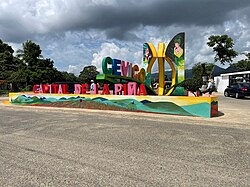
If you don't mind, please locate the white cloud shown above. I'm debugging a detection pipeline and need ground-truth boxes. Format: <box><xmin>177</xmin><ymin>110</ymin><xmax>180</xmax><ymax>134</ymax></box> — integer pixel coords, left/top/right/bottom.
<box><xmin>7</xmin><ymin>42</ymin><xmax>22</xmax><ymax>55</ymax></box>
<box><xmin>2</xmin><ymin>0</ymin><xmax>250</xmax><ymax>76</ymax></box>
<box><xmin>246</xmin><ymin>42</ymin><xmax>250</xmax><ymax>48</ymax></box>
<box><xmin>91</xmin><ymin>42</ymin><xmax>132</xmax><ymax>72</ymax></box>
<box><xmin>91</xmin><ymin>0</ymin><xmax>118</xmax><ymax>6</ymax></box>
<box><xmin>233</xmin><ymin>53</ymin><xmax>248</xmax><ymax>63</ymax></box>
<box><xmin>67</xmin><ymin>65</ymin><xmax>81</xmax><ymax>75</ymax></box>
<box><xmin>133</xmin><ymin>51</ymin><xmax>143</xmax><ymax>66</ymax></box>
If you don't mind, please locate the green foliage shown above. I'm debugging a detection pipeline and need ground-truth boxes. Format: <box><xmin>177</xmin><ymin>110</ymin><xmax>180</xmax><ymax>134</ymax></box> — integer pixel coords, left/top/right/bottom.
<box><xmin>178</xmin><ymin>78</ymin><xmax>203</xmax><ymax>96</ymax></box>
<box><xmin>207</xmin><ymin>35</ymin><xmax>238</xmax><ymax>65</ymax></box>
<box><xmin>0</xmin><ymin>89</ymin><xmax>9</xmax><ymax>96</ymax></box>
<box><xmin>9</xmin><ymin>60</ymin><xmax>28</xmax><ymax>83</ymax></box>
<box><xmin>231</xmin><ymin>53</ymin><xmax>250</xmax><ymax>71</ymax></box>
<box><xmin>16</xmin><ymin>41</ymin><xmax>61</xmax><ymax>85</ymax></box>
<box><xmin>165</xmin><ymin>78</ymin><xmax>202</xmax><ymax>97</ymax></box>
<box><xmin>78</xmin><ymin>65</ymin><xmax>99</xmax><ymax>83</ymax></box>
<box><xmin>16</xmin><ymin>40</ymin><xmax>42</xmax><ymax>64</ymax></box>
<box><xmin>19</xmin><ymin>85</ymin><xmax>33</xmax><ymax>92</ymax></box>
<box><xmin>61</xmin><ymin>72</ymin><xmax>79</xmax><ymax>82</ymax></box>
<box><xmin>192</xmin><ymin>62</ymin><xmax>215</xmax><ymax>80</ymax></box>
<box><xmin>189</xmin><ymin>62</ymin><xmax>215</xmax><ymax>96</ymax></box>
<box><xmin>0</xmin><ymin>39</ymin><xmax>17</xmax><ymax>80</ymax></box>
<box><xmin>0</xmin><ymin>39</ymin><xmax>86</xmax><ymax>91</ymax></box>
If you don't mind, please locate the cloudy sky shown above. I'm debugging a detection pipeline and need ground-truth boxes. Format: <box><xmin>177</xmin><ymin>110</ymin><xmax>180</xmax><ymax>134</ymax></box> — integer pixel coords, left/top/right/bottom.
<box><xmin>1</xmin><ymin>0</ymin><xmax>250</xmax><ymax>74</ymax></box>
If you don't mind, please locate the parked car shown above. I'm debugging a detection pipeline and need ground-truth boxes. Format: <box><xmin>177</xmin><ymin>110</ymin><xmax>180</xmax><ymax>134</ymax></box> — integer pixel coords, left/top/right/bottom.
<box><xmin>224</xmin><ymin>82</ymin><xmax>250</xmax><ymax>99</ymax></box>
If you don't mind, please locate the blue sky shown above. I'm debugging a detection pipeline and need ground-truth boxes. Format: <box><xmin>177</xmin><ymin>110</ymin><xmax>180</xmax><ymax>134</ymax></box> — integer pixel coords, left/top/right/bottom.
<box><xmin>1</xmin><ymin>0</ymin><xmax>250</xmax><ymax>75</ymax></box>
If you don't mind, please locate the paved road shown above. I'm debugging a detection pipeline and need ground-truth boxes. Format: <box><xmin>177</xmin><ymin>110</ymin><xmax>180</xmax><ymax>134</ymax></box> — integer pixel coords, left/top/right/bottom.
<box><xmin>0</xmin><ymin>96</ymin><xmax>249</xmax><ymax>186</ymax></box>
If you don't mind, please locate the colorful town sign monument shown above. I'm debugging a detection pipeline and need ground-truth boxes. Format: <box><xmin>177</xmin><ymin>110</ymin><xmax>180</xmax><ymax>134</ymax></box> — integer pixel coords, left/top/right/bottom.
<box><xmin>9</xmin><ymin>33</ymin><xmax>218</xmax><ymax>118</ymax></box>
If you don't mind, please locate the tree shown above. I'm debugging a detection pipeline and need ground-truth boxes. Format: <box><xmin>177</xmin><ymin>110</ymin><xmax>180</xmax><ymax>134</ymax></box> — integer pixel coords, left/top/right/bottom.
<box><xmin>0</xmin><ymin>39</ymin><xmax>27</xmax><ymax>91</ymax></box>
<box><xmin>192</xmin><ymin>62</ymin><xmax>215</xmax><ymax>80</ymax></box>
<box><xmin>207</xmin><ymin>35</ymin><xmax>238</xmax><ymax>65</ymax></box>
<box><xmin>61</xmin><ymin>72</ymin><xmax>78</xmax><ymax>82</ymax></box>
<box><xmin>1</xmin><ymin>39</ymin><xmax>78</xmax><ymax>91</ymax></box>
<box><xmin>231</xmin><ymin>53</ymin><xmax>250</xmax><ymax>71</ymax></box>
<box><xmin>78</xmin><ymin>65</ymin><xmax>99</xmax><ymax>83</ymax></box>
<box><xmin>0</xmin><ymin>39</ymin><xmax>17</xmax><ymax>80</ymax></box>
<box><xmin>8</xmin><ymin>58</ymin><xmax>30</xmax><ymax>90</ymax></box>
<box><xmin>164</xmin><ymin>78</ymin><xmax>203</xmax><ymax>96</ymax></box>
<box><xmin>170</xmin><ymin>62</ymin><xmax>215</xmax><ymax>96</ymax></box>
<box><xmin>16</xmin><ymin>40</ymin><xmax>42</xmax><ymax>66</ymax></box>
<box><xmin>178</xmin><ymin>78</ymin><xmax>203</xmax><ymax>96</ymax></box>
<box><xmin>49</xmin><ymin>69</ymin><xmax>65</xmax><ymax>83</ymax></box>
<box><xmin>16</xmin><ymin>40</ymin><xmax>59</xmax><ymax>85</ymax></box>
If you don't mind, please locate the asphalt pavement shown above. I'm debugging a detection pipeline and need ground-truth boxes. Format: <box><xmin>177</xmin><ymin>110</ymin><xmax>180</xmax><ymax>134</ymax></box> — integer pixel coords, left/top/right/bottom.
<box><xmin>0</xmin><ymin>95</ymin><xmax>249</xmax><ymax>186</ymax></box>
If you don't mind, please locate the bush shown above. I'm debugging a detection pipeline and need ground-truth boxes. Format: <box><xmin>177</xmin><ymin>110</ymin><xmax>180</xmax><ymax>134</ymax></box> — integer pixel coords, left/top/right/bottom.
<box><xmin>0</xmin><ymin>90</ymin><xmax>9</xmax><ymax>96</ymax></box>
<box><xmin>165</xmin><ymin>78</ymin><xmax>203</xmax><ymax>96</ymax></box>
<box><xmin>19</xmin><ymin>85</ymin><xmax>33</xmax><ymax>92</ymax></box>
<box><xmin>179</xmin><ymin>78</ymin><xmax>203</xmax><ymax>93</ymax></box>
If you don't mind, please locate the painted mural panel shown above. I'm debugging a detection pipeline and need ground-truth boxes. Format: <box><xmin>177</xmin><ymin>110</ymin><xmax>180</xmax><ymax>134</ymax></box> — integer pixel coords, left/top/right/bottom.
<box><xmin>165</xmin><ymin>32</ymin><xmax>185</xmax><ymax>81</ymax></box>
<box><xmin>9</xmin><ymin>93</ymin><xmax>218</xmax><ymax>118</ymax></box>
<box><xmin>165</xmin><ymin>32</ymin><xmax>185</xmax><ymax>95</ymax></box>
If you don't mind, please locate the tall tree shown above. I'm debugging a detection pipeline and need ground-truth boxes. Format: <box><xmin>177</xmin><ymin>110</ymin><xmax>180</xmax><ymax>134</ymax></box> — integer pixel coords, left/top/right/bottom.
<box><xmin>9</xmin><ymin>58</ymin><xmax>30</xmax><ymax>91</ymax></box>
<box><xmin>16</xmin><ymin>40</ymin><xmax>58</xmax><ymax>85</ymax></box>
<box><xmin>207</xmin><ymin>35</ymin><xmax>238</xmax><ymax>65</ymax></box>
<box><xmin>231</xmin><ymin>53</ymin><xmax>250</xmax><ymax>71</ymax></box>
<box><xmin>17</xmin><ymin>40</ymin><xmax>42</xmax><ymax>65</ymax></box>
<box><xmin>0</xmin><ymin>39</ymin><xmax>30</xmax><ymax>91</ymax></box>
<box><xmin>78</xmin><ymin>65</ymin><xmax>99</xmax><ymax>83</ymax></box>
<box><xmin>0</xmin><ymin>39</ymin><xmax>17</xmax><ymax>80</ymax></box>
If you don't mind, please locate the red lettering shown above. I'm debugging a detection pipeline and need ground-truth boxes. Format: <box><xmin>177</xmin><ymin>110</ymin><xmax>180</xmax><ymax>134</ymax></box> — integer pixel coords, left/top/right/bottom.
<box><xmin>138</xmin><ymin>84</ymin><xmax>147</xmax><ymax>95</ymax></box>
<box><xmin>58</xmin><ymin>84</ymin><xmax>63</xmax><ymax>94</ymax></box>
<box><xmin>101</xmin><ymin>84</ymin><xmax>110</xmax><ymax>95</ymax></box>
<box><xmin>62</xmin><ymin>84</ymin><xmax>68</xmax><ymax>94</ymax></box>
<box><xmin>42</xmin><ymin>84</ymin><xmax>49</xmax><ymax>93</ymax></box>
<box><xmin>33</xmin><ymin>84</ymin><xmax>39</xmax><ymax>93</ymax></box>
<box><xmin>123</xmin><ymin>84</ymin><xmax>127</xmax><ymax>95</ymax></box>
<box><xmin>81</xmin><ymin>84</ymin><xmax>89</xmax><ymax>94</ymax></box>
<box><xmin>51</xmin><ymin>84</ymin><xmax>58</xmax><ymax>93</ymax></box>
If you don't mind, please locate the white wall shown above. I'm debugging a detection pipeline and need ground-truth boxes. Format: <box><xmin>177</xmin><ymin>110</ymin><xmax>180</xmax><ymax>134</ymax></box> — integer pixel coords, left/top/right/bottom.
<box><xmin>214</xmin><ymin>71</ymin><xmax>250</xmax><ymax>93</ymax></box>
<box><xmin>214</xmin><ymin>75</ymin><xmax>229</xmax><ymax>93</ymax></box>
